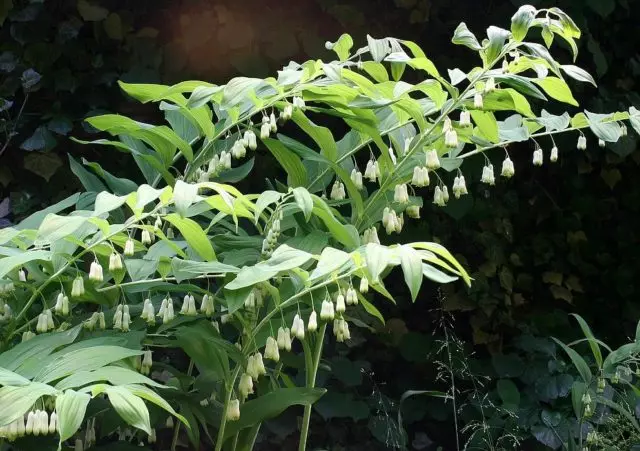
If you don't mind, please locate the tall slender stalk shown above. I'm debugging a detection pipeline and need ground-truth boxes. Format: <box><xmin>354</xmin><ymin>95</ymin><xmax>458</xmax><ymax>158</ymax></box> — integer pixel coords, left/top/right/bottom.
<box><xmin>298</xmin><ymin>323</ymin><xmax>327</xmax><ymax>451</ymax></box>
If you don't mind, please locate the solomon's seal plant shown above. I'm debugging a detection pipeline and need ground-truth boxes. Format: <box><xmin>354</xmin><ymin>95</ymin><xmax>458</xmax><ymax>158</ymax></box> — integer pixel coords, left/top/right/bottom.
<box><xmin>0</xmin><ymin>5</ymin><xmax>638</xmax><ymax>450</ymax></box>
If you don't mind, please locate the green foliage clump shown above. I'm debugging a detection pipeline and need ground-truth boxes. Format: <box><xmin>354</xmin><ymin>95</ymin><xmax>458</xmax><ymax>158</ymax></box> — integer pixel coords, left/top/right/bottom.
<box><xmin>0</xmin><ymin>5</ymin><xmax>638</xmax><ymax>450</ymax></box>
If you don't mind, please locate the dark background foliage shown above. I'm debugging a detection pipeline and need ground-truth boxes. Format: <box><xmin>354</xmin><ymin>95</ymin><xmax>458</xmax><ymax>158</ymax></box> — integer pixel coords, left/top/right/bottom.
<box><xmin>1</xmin><ymin>0</ymin><xmax>639</xmax><ymax>449</ymax></box>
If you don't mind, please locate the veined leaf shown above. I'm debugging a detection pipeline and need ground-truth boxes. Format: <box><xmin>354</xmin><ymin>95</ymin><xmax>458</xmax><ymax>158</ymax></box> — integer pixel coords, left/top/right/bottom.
<box><xmin>165</xmin><ymin>213</ymin><xmax>216</xmax><ymax>261</ymax></box>
<box><xmin>399</xmin><ymin>246</ymin><xmax>423</xmax><ymax>302</ymax></box>
<box><xmin>262</xmin><ymin>138</ymin><xmax>308</xmax><ymax>187</ymax></box>
<box><xmin>56</xmin><ymin>390</ymin><xmax>91</xmax><ymax>443</ymax></box>
<box><xmin>534</xmin><ymin>77</ymin><xmax>578</xmax><ymax>106</ymax></box>
<box><xmin>223</xmin><ymin>388</ymin><xmax>326</xmax><ymax>440</ymax></box>
<box><xmin>103</xmin><ymin>385</ymin><xmax>152</xmax><ymax>434</ymax></box>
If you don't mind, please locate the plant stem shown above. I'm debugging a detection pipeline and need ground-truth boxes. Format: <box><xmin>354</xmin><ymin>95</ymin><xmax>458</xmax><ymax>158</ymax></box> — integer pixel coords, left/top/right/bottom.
<box><xmin>95</xmin><ymin>274</ymin><xmax>224</xmax><ymax>292</ymax></box>
<box><xmin>298</xmin><ymin>323</ymin><xmax>327</xmax><ymax>451</ymax></box>
<box><xmin>215</xmin><ymin>366</ymin><xmax>242</xmax><ymax>451</ymax></box>
<box><xmin>0</xmin><ymin>93</ymin><xmax>29</xmax><ymax>159</ymax></box>
<box><xmin>171</xmin><ymin>359</ymin><xmax>195</xmax><ymax>451</ymax></box>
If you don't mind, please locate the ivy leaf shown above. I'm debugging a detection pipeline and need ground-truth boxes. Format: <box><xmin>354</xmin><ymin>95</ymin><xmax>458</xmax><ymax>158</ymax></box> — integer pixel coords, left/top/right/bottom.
<box><xmin>77</xmin><ymin>0</ymin><xmax>108</xmax><ymax>21</ymax></box>
<box><xmin>20</xmin><ymin>126</ymin><xmax>56</xmax><ymax>151</ymax></box>
<box><xmin>21</xmin><ymin>68</ymin><xmax>41</xmax><ymax>92</ymax></box>
<box><xmin>23</xmin><ymin>152</ymin><xmax>62</xmax><ymax>181</ymax></box>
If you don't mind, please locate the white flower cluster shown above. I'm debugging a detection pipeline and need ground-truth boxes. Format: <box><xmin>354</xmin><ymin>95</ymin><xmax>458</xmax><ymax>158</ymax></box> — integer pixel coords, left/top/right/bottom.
<box><xmin>180</xmin><ymin>294</ymin><xmax>198</xmax><ymax>316</ymax></box>
<box><xmin>0</xmin><ymin>410</ymin><xmax>58</xmax><ymax>441</ymax></box>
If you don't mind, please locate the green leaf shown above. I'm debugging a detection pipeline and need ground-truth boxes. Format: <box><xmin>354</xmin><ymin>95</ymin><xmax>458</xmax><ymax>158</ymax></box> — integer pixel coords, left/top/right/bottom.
<box><xmin>165</xmin><ymin>213</ymin><xmax>216</xmax><ymax>261</ymax></box>
<box><xmin>497</xmin><ymin>379</ymin><xmax>520</xmax><ymax>407</ymax></box>
<box><xmin>311</xmin><ymin>196</ymin><xmax>359</xmax><ymax>250</ymax></box>
<box><xmin>175</xmin><ymin>322</ymin><xmax>235</xmax><ymax>381</ymax></box>
<box><xmin>34</xmin><ymin>346</ymin><xmax>142</xmax><ymax>384</ymax></box>
<box><xmin>103</xmin><ymin>385</ymin><xmax>152</xmax><ymax>434</ymax></box>
<box><xmin>399</xmin><ymin>246</ymin><xmax>423</xmax><ymax>302</ymax></box>
<box><xmin>170</xmin><ymin>258</ymin><xmax>238</xmax><ymax>283</ymax></box>
<box><xmin>534</xmin><ymin>77</ymin><xmax>578</xmax><ymax>106</ymax></box>
<box><xmin>552</xmin><ymin>338</ymin><xmax>592</xmax><ymax>383</ymax></box>
<box><xmin>570</xmin><ymin>314</ymin><xmax>603</xmax><ymax>369</ymax></box>
<box><xmin>470</xmin><ymin>110</ymin><xmax>499</xmax><ymax>143</ymax></box>
<box><xmin>309</xmin><ymin>247</ymin><xmax>352</xmax><ymax>282</ymax></box>
<box><xmin>358</xmin><ymin>294</ymin><xmax>385</xmax><ymax>325</ymax></box>
<box><xmin>262</xmin><ymin>138</ymin><xmax>307</xmax><ymax>187</ymax></box>
<box><xmin>561</xmin><ymin>65</ymin><xmax>597</xmax><ymax>87</ymax></box>
<box><xmin>77</xmin><ymin>0</ymin><xmax>108</xmax><ymax>21</ymax></box>
<box><xmin>254</xmin><ymin>190</ymin><xmax>282</xmax><ymax>223</ymax></box>
<box><xmin>571</xmin><ymin>381</ymin><xmax>587</xmax><ymax>419</ymax></box>
<box><xmin>55</xmin><ymin>366</ymin><xmax>164</xmax><ymax>391</ymax></box>
<box><xmin>124</xmin><ymin>384</ymin><xmax>187</xmax><ymax>426</ymax></box>
<box><xmin>330</xmin><ymin>34</ymin><xmax>353</xmax><ymax>62</ymax></box>
<box><xmin>0</xmin><ymin>383</ymin><xmax>58</xmax><ymax>426</ymax></box>
<box><xmin>0</xmin><ymin>249</ymin><xmax>52</xmax><ymax>279</ymax></box>
<box><xmin>0</xmin><ymin>368</ymin><xmax>29</xmax><ymax>386</ymax></box>
<box><xmin>223</xmin><ymin>388</ymin><xmax>326</xmax><ymax>439</ymax></box>
<box><xmin>510</xmin><ymin>5</ymin><xmax>536</xmax><ymax>42</ymax></box>
<box><xmin>452</xmin><ymin>22</ymin><xmax>482</xmax><ymax>50</ymax></box>
<box><xmin>585</xmin><ymin>111</ymin><xmax>622</xmax><ymax>142</ymax></box>
<box><xmin>365</xmin><ymin>243</ymin><xmax>390</xmax><ymax>284</ymax></box>
<box><xmin>69</xmin><ymin>154</ymin><xmax>107</xmax><ymax>192</ymax></box>
<box><xmin>292</xmin><ymin>187</ymin><xmax>313</xmax><ymax>221</ymax></box>
<box><xmin>0</xmin><ymin>325</ymin><xmax>82</xmax><ymax>372</ymax></box>
<box><xmin>422</xmin><ymin>263</ymin><xmax>459</xmax><ymax>284</ymax></box>
<box><xmin>56</xmin><ymin>390</ymin><xmax>91</xmax><ymax>443</ymax></box>
<box><xmin>485</xmin><ymin>26</ymin><xmax>510</xmax><ymax>65</ymax></box>
<box><xmin>23</xmin><ymin>152</ymin><xmax>63</xmax><ymax>181</ymax></box>
<box><xmin>225</xmin><ymin>245</ymin><xmax>313</xmax><ymax>290</ymax></box>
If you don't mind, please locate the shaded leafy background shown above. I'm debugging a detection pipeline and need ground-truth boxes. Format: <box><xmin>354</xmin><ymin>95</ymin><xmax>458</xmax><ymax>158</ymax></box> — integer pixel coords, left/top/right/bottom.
<box><xmin>1</xmin><ymin>0</ymin><xmax>639</xmax><ymax>449</ymax></box>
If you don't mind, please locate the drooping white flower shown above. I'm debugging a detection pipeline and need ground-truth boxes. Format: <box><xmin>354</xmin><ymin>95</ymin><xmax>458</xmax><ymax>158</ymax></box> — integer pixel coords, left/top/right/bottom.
<box><xmin>231</xmin><ymin>139</ymin><xmax>247</xmax><ymax>159</ymax></box>
<box><xmin>501</xmin><ymin>157</ymin><xmax>515</xmax><ymax>178</ymax></box>
<box><xmin>407</xmin><ymin>205</ymin><xmax>421</xmax><ymax>219</ymax></box>
<box><xmin>393</xmin><ymin>184</ymin><xmax>409</xmax><ymax>204</ymax></box>
<box><xmin>320</xmin><ymin>298</ymin><xmax>335</xmax><ymax>321</ymax></box>
<box><xmin>433</xmin><ymin>186</ymin><xmax>446</xmax><ymax>207</ymax></box>
<box><xmin>481</xmin><ymin>164</ymin><xmax>496</xmax><ymax>185</ymax></box>
<box><xmin>269</xmin><ymin>113</ymin><xmax>277</xmax><ymax>133</ymax></box>
<box><xmin>330</xmin><ymin>181</ymin><xmax>346</xmax><ymax>200</ymax></box>
<box><xmin>598</xmin><ymin>139</ymin><xmax>606</xmax><ymax>148</ymax></box>
<box><xmin>359</xmin><ymin>276</ymin><xmax>369</xmax><ymax>293</ymax></box>
<box><xmin>425</xmin><ymin>150</ymin><xmax>440</xmax><ymax>170</ymax></box>
<box><xmin>200</xmin><ymin>294</ymin><xmax>214</xmax><ymax>317</ymax></box>
<box><xmin>124</xmin><ymin>238</ymin><xmax>135</xmax><ymax>257</ymax></box>
<box><xmin>550</xmin><ymin>146</ymin><xmax>559</xmax><ymax>162</ymax></box>
<box><xmin>227</xmin><ymin>399</ymin><xmax>240</xmax><ymax>421</ymax></box>
<box><xmin>484</xmin><ymin>77</ymin><xmax>496</xmax><ymax>93</ymax></box>
<box><xmin>141</xmin><ymin>230</ymin><xmax>152</xmax><ymax>245</ymax></box>
<box><xmin>109</xmin><ymin>252</ymin><xmax>123</xmax><ymax>271</ymax></box>
<box><xmin>264</xmin><ymin>336</ymin><xmax>280</xmax><ymax>361</ymax></box>
<box><xmin>89</xmin><ymin>260</ymin><xmax>103</xmax><ymax>282</ymax></box>
<box><xmin>388</xmin><ymin>146</ymin><xmax>397</xmax><ymax>165</ymax></box>
<box><xmin>532</xmin><ymin>148</ymin><xmax>543</xmax><ymax>166</ymax></box>
<box><xmin>18</xmin><ymin>269</ymin><xmax>26</xmax><ymax>282</ymax></box>
<box><xmin>260</xmin><ymin>122</ymin><xmax>270</xmax><ymax>139</ymax></box>
<box><xmin>459</xmin><ymin>111</ymin><xmax>471</xmax><ymax>127</ymax></box>
<box><xmin>308</xmin><ymin>311</ymin><xmax>318</xmax><ymax>332</ymax></box>
<box><xmin>351</xmin><ymin>167</ymin><xmax>363</xmax><ymax>190</ymax></box>
<box><xmin>577</xmin><ymin>135</ymin><xmax>587</xmax><ymax>150</ymax></box>
<box><xmin>474</xmin><ymin>93</ymin><xmax>484</xmax><ymax>109</ymax></box>
<box><xmin>452</xmin><ymin>175</ymin><xmax>468</xmax><ymax>198</ymax></box>
<box><xmin>335</xmin><ymin>292</ymin><xmax>346</xmax><ymax>313</ymax></box>
<box><xmin>445</xmin><ymin>129</ymin><xmax>458</xmax><ymax>148</ymax></box>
